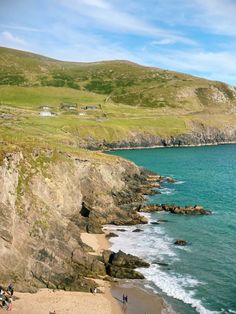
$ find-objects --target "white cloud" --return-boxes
[0,31,28,48]
[0,24,45,33]
[78,0,110,9]
[145,48,236,84]
[151,39,177,45]
[41,26,142,63]
[56,0,195,45]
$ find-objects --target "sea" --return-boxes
[108,144,236,314]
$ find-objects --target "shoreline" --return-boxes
[111,282,167,314]
[82,231,166,314]
[104,140,236,152]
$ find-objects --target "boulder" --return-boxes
[174,240,188,246]
[105,232,118,238]
[102,250,149,279]
[109,250,149,268]
[132,229,143,232]
[106,265,145,279]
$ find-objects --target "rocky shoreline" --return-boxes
[0,148,212,299]
[89,124,236,151]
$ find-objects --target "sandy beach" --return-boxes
[12,284,121,314]
[112,283,166,314]
[11,232,165,314]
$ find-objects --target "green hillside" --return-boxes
[1,46,236,152]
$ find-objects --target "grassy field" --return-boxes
[1,47,236,153]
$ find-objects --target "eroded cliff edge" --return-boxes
[0,149,148,292]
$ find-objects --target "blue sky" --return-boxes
[1,0,236,85]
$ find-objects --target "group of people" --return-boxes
[0,284,14,311]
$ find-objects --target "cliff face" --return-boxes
[0,150,146,292]
[80,122,236,149]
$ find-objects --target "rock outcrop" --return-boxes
[102,250,149,279]
[0,149,148,291]
[139,204,211,215]
[174,240,188,246]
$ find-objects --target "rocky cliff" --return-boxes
[0,149,147,292]
[78,122,236,150]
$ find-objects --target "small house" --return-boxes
[40,110,57,117]
[60,102,77,110]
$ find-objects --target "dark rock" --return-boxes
[151,222,160,225]
[105,232,118,238]
[102,250,113,265]
[112,211,148,225]
[106,265,145,279]
[109,250,149,268]
[142,189,161,196]
[155,262,169,267]
[102,250,149,280]
[116,229,126,232]
[80,202,91,218]
[132,229,143,232]
[165,177,176,183]
[174,240,188,246]
[139,204,211,215]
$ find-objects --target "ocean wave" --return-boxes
[159,187,176,195]
[109,223,219,314]
[174,180,186,185]
[142,265,219,314]
[109,224,177,260]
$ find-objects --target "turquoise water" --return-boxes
[109,145,236,314]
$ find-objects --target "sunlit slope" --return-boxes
[1,46,236,150]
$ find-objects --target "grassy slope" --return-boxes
[1,46,236,153]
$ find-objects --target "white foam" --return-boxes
[109,223,219,314]
[142,265,219,314]
[159,187,176,195]
[109,223,177,260]
[174,180,186,185]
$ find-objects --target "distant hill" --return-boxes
[1,46,236,112]
[1,46,236,150]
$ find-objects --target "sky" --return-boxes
[1,0,236,85]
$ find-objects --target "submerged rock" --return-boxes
[174,240,188,246]
[154,262,169,267]
[132,228,143,232]
[105,232,119,238]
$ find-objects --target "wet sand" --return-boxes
[112,283,165,314]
